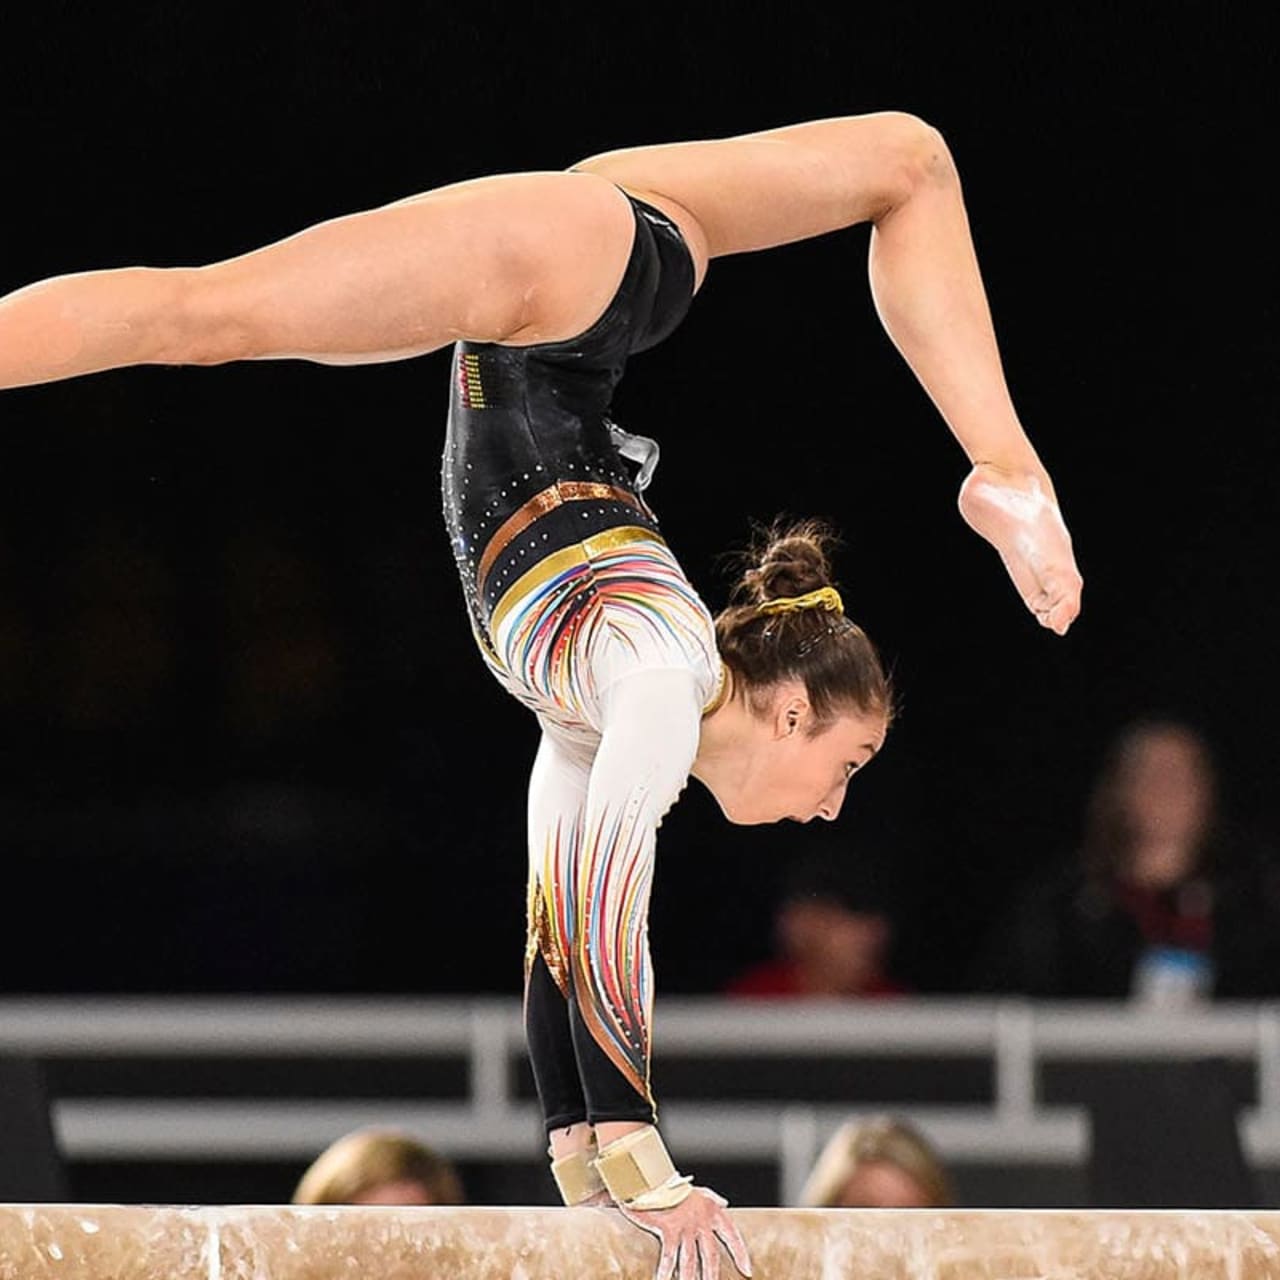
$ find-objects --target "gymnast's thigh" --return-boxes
[186,171,638,365]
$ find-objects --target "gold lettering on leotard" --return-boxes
[476,482,647,592]
[459,353,486,408]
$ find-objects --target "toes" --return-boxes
[1042,596,1079,635]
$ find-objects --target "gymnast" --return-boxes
[0,112,1081,1278]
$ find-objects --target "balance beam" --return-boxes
[2,1205,1279,1278]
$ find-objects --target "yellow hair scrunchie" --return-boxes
[755,586,844,616]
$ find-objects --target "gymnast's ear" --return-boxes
[770,682,810,739]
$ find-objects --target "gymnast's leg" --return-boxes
[0,170,636,391]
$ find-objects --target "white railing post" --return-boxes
[994,998,1036,1123]
[1256,1003,1280,1119]
[468,1001,510,1120]
[778,1106,819,1208]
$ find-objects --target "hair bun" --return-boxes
[713,514,891,730]
[739,518,837,606]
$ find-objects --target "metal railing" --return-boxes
[3,996,1278,1205]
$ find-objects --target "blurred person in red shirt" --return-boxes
[726,842,910,998]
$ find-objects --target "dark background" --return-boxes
[0,4,1275,997]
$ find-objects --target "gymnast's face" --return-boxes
[716,688,887,826]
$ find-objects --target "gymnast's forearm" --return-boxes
[0,267,205,390]
[568,670,703,1122]
[867,134,1052,489]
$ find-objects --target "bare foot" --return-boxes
[957,463,1083,635]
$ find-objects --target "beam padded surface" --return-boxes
[2,1205,1279,1279]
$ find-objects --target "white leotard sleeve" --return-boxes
[525,667,701,1117]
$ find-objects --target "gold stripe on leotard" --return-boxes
[488,525,668,638]
[477,482,647,594]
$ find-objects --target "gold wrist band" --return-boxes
[591,1126,693,1210]
[550,1144,606,1206]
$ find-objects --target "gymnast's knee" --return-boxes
[865,112,955,211]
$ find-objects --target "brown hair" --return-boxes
[291,1128,465,1206]
[798,1115,954,1208]
[714,517,893,732]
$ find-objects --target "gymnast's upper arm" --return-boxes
[570,111,945,259]
[593,669,702,827]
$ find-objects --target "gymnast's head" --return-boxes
[692,517,893,825]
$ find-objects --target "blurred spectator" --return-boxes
[798,1115,954,1207]
[725,843,910,997]
[292,1128,465,1205]
[976,716,1280,1002]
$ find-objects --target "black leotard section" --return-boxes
[441,192,695,639]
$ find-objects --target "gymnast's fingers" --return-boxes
[712,1216,753,1278]
[696,1232,719,1280]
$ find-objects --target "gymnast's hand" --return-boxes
[957,462,1083,636]
[618,1185,753,1280]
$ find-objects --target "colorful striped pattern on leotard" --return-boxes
[487,527,719,745]
[494,530,719,1102]
[532,803,658,1101]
